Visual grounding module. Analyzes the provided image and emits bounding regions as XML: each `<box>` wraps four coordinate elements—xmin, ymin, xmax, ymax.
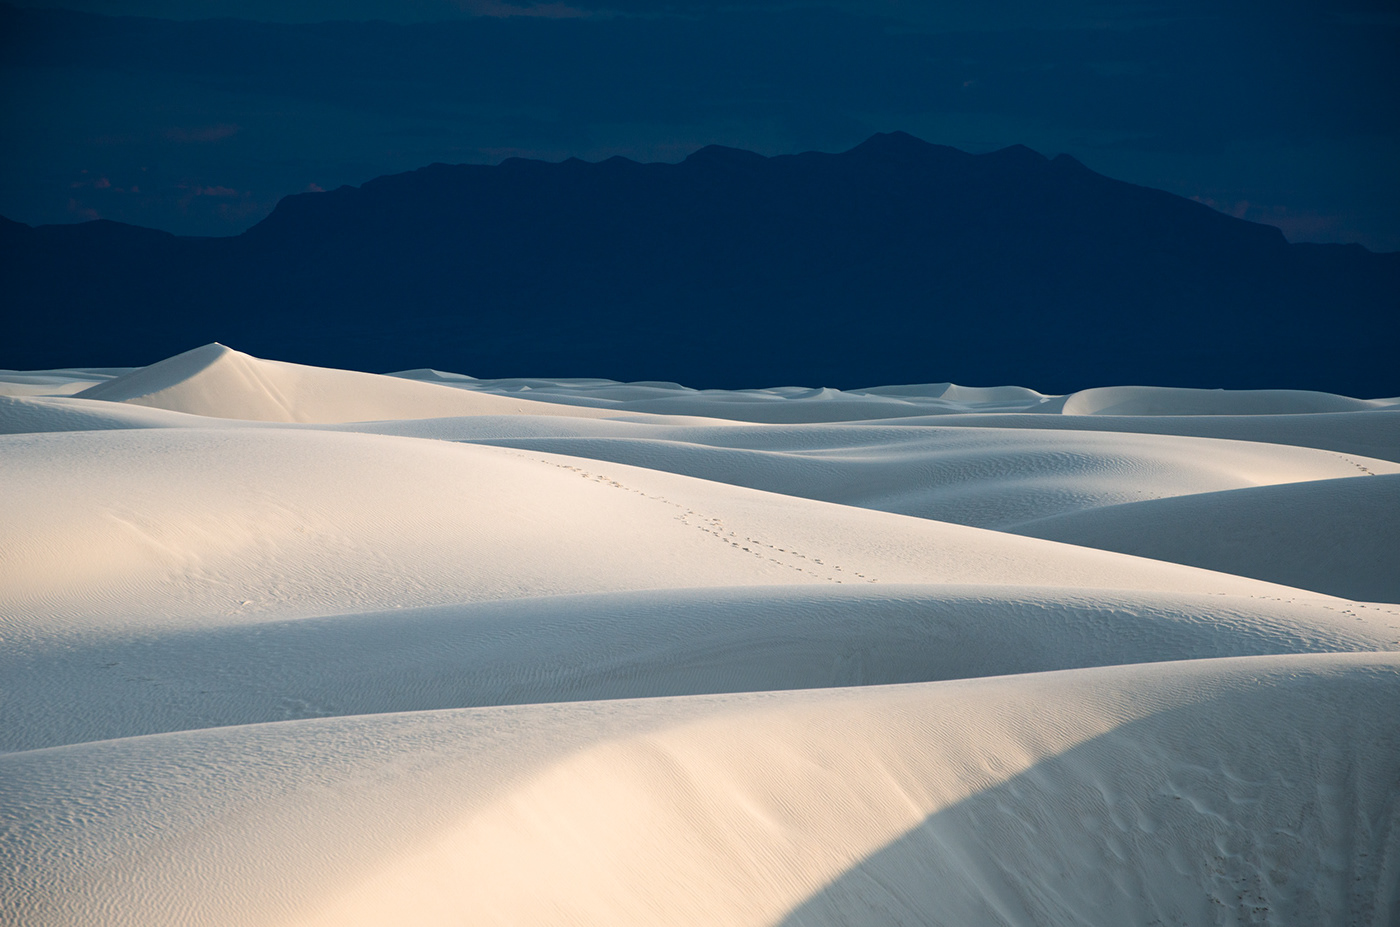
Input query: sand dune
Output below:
<box><xmin>907</xmin><ymin>408</ymin><xmax>1400</xmax><ymax>462</ymax></box>
<box><xmin>3</xmin><ymin>346</ymin><xmax>1397</xmax><ymax>926</ymax></box>
<box><xmin>0</xmin><ymin>393</ymin><xmax>239</xmax><ymax>434</ymax></box>
<box><xmin>1015</xmin><ymin>473</ymin><xmax>1400</xmax><ymax>602</ymax></box>
<box><xmin>362</xmin><ymin>420</ymin><xmax>1397</xmax><ymax>527</ymax></box>
<box><xmin>6</xmin><ymin>584</ymin><xmax>1397</xmax><ymax>754</ymax></box>
<box><xmin>75</xmin><ymin>343</ymin><xmax>622</xmax><ymax>423</ymax></box>
<box><xmin>394</xmin><ymin>369</ymin><xmax>1396</xmax><ymax>420</ymax></box>
<box><xmin>9</xmin><ymin>427</ymin><xmax>1332</xmax><ymax>645</ymax></box>
<box><xmin>1052</xmin><ymin>384</ymin><xmax>1393</xmax><ymax>416</ymax></box>
<box><xmin>391</xmin><ymin>370</ymin><xmax>1060</xmax><ymax>420</ymax></box>
<box><xmin>0</xmin><ymin>370</ymin><xmax>123</xmax><ymax>397</ymax></box>
<box><xmin>4</xmin><ymin>656</ymin><xmax>1396</xmax><ymax>927</ymax></box>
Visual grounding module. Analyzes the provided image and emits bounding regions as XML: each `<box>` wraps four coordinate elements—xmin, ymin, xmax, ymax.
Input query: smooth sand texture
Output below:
<box><xmin>4</xmin><ymin>347</ymin><xmax>1398</xmax><ymax>926</ymax></box>
<box><xmin>1013</xmin><ymin>473</ymin><xmax>1400</xmax><ymax>602</ymax></box>
<box><xmin>337</xmin><ymin>417</ymin><xmax>1398</xmax><ymax>527</ymax></box>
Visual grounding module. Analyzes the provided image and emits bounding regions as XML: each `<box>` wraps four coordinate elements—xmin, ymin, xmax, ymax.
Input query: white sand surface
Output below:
<box><xmin>1051</xmin><ymin>384</ymin><xmax>1394</xmax><ymax>415</ymax></box>
<box><xmin>2</xmin><ymin>583</ymin><xmax>1396</xmax><ymax>754</ymax></box>
<box><xmin>3</xmin><ymin>346</ymin><xmax>1398</xmax><ymax>926</ymax></box>
<box><xmin>5</xmin><ymin>656</ymin><xmax>1397</xmax><ymax>927</ymax></box>
<box><xmin>334</xmin><ymin>416</ymin><xmax>1398</xmax><ymax>527</ymax></box>
<box><xmin>75</xmin><ymin>343</ymin><xmax>627</xmax><ymax>423</ymax></box>
<box><xmin>896</xmin><ymin>409</ymin><xmax>1400</xmax><ymax>462</ymax></box>
<box><xmin>393</xmin><ymin>370</ymin><xmax>1398</xmax><ymax>419</ymax></box>
<box><xmin>10</xmin><ymin>426</ymin><xmax>1340</xmax><ymax>645</ymax></box>
<box><xmin>1014</xmin><ymin>473</ymin><xmax>1400</xmax><ymax>602</ymax></box>
<box><xmin>391</xmin><ymin>370</ymin><xmax>1061</xmax><ymax>420</ymax></box>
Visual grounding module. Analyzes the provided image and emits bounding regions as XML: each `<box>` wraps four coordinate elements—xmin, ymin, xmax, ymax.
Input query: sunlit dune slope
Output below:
<box><xmin>3</xmin><ymin>655</ymin><xmax>1396</xmax><ymax>927</ymax></box>
<box><xmin>74</xmin><ymin>343</ymin><xmax>624</xmax><ymax>423</ymax></box>
<box><xmin>2</xmin><ymin>426</ymin><xmax>1315</xmax><ymax>644</ymax></box>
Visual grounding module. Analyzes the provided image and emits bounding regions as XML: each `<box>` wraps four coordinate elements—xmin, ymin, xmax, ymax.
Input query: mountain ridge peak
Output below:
<box><xmin>5</xmin><ymin>131</ymin><xmax>1396</xmax><ymax>397</ymax></box>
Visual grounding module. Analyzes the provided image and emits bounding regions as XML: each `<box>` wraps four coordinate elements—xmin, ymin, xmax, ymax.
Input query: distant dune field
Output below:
<box><xmin>3</xmin><ymin>344</ymin><xmax>1398</xmax><ymax>926</ymax></box>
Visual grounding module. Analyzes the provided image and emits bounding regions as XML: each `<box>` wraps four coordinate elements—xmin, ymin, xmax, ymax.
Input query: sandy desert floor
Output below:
<box><xmin>3</xmin><ymin>343</ymin><xmax>1399</xmax><ymax>926</ymax></box>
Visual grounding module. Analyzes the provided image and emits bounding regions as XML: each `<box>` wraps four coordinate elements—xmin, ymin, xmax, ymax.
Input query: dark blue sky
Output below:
<box><xmin>3</xmin><ymin>0</ymin><xmax>1397</xmax><ymax>250</ymax></box>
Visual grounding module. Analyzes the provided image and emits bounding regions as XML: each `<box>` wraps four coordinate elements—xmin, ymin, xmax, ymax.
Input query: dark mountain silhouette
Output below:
<box><xmin>4</xmin><ymin>132</ymin><xmax>1397</xmax><ymax>394</ymax></box>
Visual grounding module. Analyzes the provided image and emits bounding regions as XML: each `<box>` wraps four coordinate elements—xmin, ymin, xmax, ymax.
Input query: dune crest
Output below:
<box><xmin>75</xmin><ymin>343</ymin><xmax>620</xmax><ymax>423</ymax></box>
<box><xmin>1055</xmin><ymin>384</ymin><xmax>1389</xmax><ymax>416</ymax></box>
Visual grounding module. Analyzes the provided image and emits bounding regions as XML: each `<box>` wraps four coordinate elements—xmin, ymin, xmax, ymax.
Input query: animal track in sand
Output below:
<box><xmin>516</xmin><ymin>451</ymin><xmax>877</xmax><ymax>585</ymax></box>
<box><xmin>1333</xmin><ymin>453</ymin><xmax>1378</xmax><ymax>475</ymax></box>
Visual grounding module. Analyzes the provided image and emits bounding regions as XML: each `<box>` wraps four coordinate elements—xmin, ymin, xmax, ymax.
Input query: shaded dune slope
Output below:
<box><xmin>1051</xmin><ymin>384</ymin><xmax>1392</xmax><ymax>416</ymax></box>
<box><xmin>4</xmin><ymin>584</ymin><xmax>1397</xmax><ymax>754</ymax></box>
<box><xmin>920</xmin><ymin>409</ymin><xmax>1400</xmax><ymax>463</ymax></box>
<box><xmin>1015</xmin><ymin>473</ymin><xmax>1400</xmax><ymax>603</ymax></box>
<box><xmin>3</xmin><ymin>656</ymin><xmax>1396</xmax><ymax>927</ymax></box>
<box><xmin>426</xmin><ymin>426</ymin><xmax>1395</xmax><ymax>528</ymax></box>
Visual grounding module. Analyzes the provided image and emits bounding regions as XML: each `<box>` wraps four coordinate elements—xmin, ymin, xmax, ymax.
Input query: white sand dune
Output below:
<box><xmin>1051</xmin><ymin>384</ymin><xmax>1393</xmax><ymax>416</ymax></box>
<box><xmin>75</xmin><ymin>343</ymin><xmax>623</xmax><ymax>423</ymax></box>
<box><xmin>346</xmin><ymin>418</ymin><xmax>1398</xmax><ymax>527</ymax></box>
<box><xmin>0</xmin><ymin>370</ymin><xmax>123</xmax><ymax>397</ymax></box>
<box><xmin>3</xmin><ymin>656</ymin><xmax>1397</xmax><ymax>927</ymax></box>
<box><xmin>911</xmin><ymin>408</ymin><xmax>1400</xmax><ymax>462</ymax></box>
<box><xmin>0</xmin><ymin>393</ymin><xmax>240</xmax><ymax>434</ymax></box>
<box><xmin>391</xmin><ymin>370</ymin><xmax>1061</xmax><ymax>420</ymax></box>
<box><xmin>8</xmin><ymin>426</ymin><xmax>1330</xmax><ymax>645</ymax></box>
<box><xmin>1015</xmin><ymin>473</ymin><xmax>1400</xmax><ymax>602</ymax></box>
<box><xmin>5</xmin><ymin>584</ymin><xmax>1396</xmax><ymax>754</ymax></box>
<box><xmin>395</xmin><ymin>369</ymin><xmax>1396</xmax><ymax>420</ymax></box>
<box><xmin>3</xmin><ymin>346</ymin><xmax>1398</xmax><ymax>926</ymax></box>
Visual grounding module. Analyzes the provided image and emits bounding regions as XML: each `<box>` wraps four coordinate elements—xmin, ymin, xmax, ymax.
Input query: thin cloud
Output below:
<box><xmin>66</xmin><ymin>198</ymin><xmax>100</xmax><ymax>221</ymax></box>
